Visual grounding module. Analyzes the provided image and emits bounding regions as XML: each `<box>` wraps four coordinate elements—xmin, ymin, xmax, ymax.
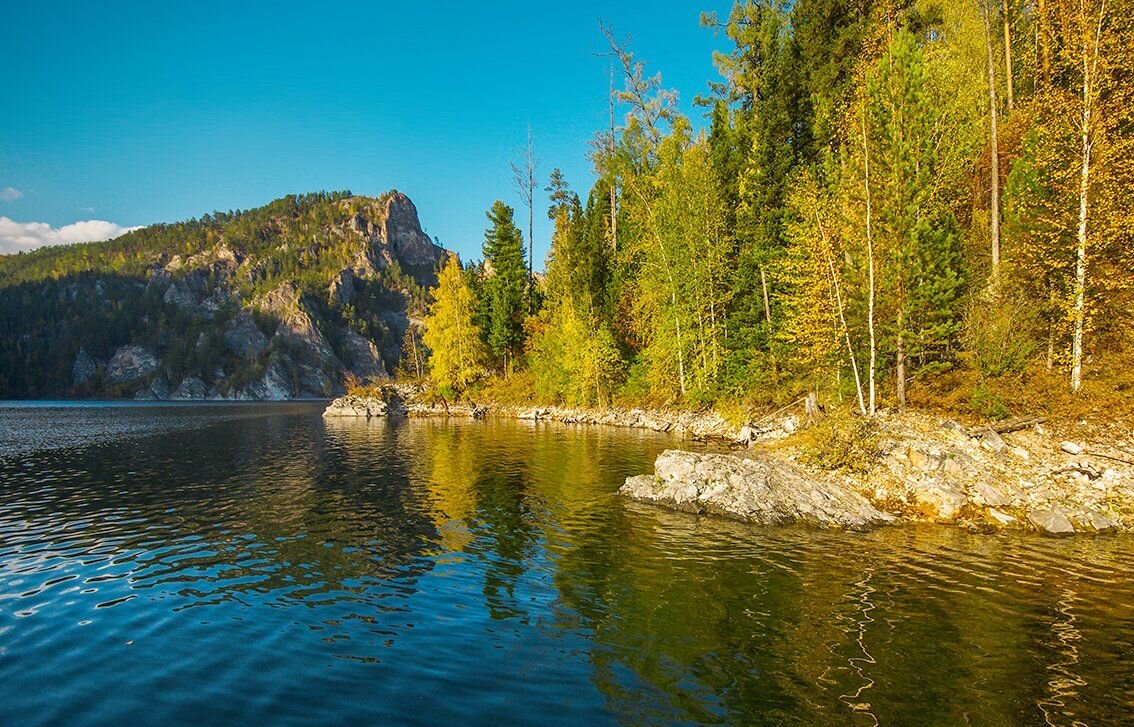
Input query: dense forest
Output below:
<box><xmin>424</xmin><ymin>0</ymin><xmax>1134</xmax><ymax>420</ymax></box>
<box><xmin>0</xmin><ymin>191</ymin><xmax>441</xmax><ymax>398</ymax></box>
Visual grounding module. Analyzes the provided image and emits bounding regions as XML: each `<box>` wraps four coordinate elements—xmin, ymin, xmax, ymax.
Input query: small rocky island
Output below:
<box><xmin>621</xmin><ymin>449</ymin><xmax>893</xmax><ymax>531</ymax></box>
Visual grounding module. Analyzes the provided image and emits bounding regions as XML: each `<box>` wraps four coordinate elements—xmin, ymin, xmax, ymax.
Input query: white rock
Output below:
<box><xmin>916</xmin><ymin>483</ymin><xmax>968</xmax><ymax>520</ymax></box>
<box><xmin>1061</xmin><ymin>441</ymin><xmax>1084</xmax><ymax>455</ymax></box>
<box><xmin>621</xmin><ymin>450</ymin><xmax>893</xmax><ymax>531</ymax></box>
<box><xmin>987</xmin><ymin>508</ymin><xmax>1017</xmax><ymax>526</ymax></box>
<box><xmin>973</xmin><ymin>482</ymin><xmax>1010</xmax><ymax>508</ymax></box>
<box><xmin>1027</xmin><ymin>509</ymin><xmax>1075</xmax><ymax>536</ymax></box>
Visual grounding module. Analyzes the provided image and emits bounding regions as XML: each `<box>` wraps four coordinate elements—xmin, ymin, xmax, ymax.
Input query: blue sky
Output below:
<box><xmin>0</xmin><ymin>1</ymin><xmax>732</xmax><ymax>264</ymax></box>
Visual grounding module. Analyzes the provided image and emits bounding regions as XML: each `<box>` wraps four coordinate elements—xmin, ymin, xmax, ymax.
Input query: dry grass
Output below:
<box><xmin>908</xmin><ymin>350</ymin><xmax>1134</xmax><ymax>428</ymax></box>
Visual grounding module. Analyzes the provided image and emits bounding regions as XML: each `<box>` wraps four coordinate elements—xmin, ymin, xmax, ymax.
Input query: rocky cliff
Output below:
<box><xmin>0</xmin><ymin>190</ymin><xmax>446</xmax><ymax>400</ymax></box>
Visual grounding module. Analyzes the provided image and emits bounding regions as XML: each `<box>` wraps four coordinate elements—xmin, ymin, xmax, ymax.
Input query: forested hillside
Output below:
<box><xmin>424</xmin><ymin>0</ymin><xmax>1134</xmax><ymax>421</ymax></box>
<box><xmin>0</xmin><ymin>191</ymin><xmax>444</xmax><ymax>398</ymax></box>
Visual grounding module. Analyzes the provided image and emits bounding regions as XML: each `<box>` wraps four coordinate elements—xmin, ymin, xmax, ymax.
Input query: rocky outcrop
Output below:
<box><xmin>72</xmin><ymin>347</ymin><xmax>99</xmax><ymax>387</ymax></box>
<box><xmin>133</xmin><ymin>377</ymin><xmax>170</xmax><ymax>400</ymax></box>
<box><xmin>328</xmin><ymin>269</ymin><xmax>356</xmax><ymax>306</ymax></box>
<box><xmin>382</xmin><ymin>192</ymin><xmax>444</xmax><ymax>269</ymax></box>
<box><xmin>106</xmin><ymin>345</ymin><xmax>159</xmax><ymax>385</ymax></box>
<box><xmin>866</xmin><ymin>414</ymin><xmax>1127</xmax><ymax>535</ymax></box>
<box><xmin>323</xmin><ymin>394</ymin><xmax>389</xmax><ymax>418</ymax></box>
<box><xmin>224</xmin><ymin>311</ymin><xmax>268</xmax><ymax>359</ymax></box>
<box><xmin>256</xmin><ymin>282</ymin><xmax>343</xmax><ymax>396</ymax></box>
<box><xmin>341</xmin><ymin>192</ymin><xmax>445</xmax><ymax>283</ymax></box>
<box><xmin>170</xmin><ymin>375</ymin><xmax>207</xmax><ymax>400</ymax></box>
<box><xmin>243</xmin><ymin>357</ymin><xmax>293</xmax><ymax>400</ymax></box>
<box><xmin>338</xmin><ymin>328</ymin><xmax>387</xmax><ymax>380</ymax></box>
<box><xmin>621</xmin><ymin>450</ymin><xmax>893</xmax><ymax>531</ymax></box>
<box><xmin>163</xmin><ymin>279</ymin><xmax>199</xmax><ymax>310</ymax></box>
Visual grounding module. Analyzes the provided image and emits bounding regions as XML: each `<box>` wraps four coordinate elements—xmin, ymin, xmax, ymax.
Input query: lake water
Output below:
<box><xmin>1</xmin><ymin>402</ymin><xmax>1132</xmax><ymax>725</ymax></box>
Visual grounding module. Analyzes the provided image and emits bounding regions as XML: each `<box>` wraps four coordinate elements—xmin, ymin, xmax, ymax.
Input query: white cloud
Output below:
<box><xmin>1</xmin><ymin>187</ymin><xmax>23</xmax><ymax>202</ymax></box>
<box><xmin>0</xmin><ymin>217</ymin><xmax>142</xmax><ymax>255</ymax></box>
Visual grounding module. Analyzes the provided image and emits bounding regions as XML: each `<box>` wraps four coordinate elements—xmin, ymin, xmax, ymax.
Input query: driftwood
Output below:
<box><xmin>752</xmin><ymin>397</ymin><xmax>808</xmax><ymax>426</ymax></box>
<box><xmin>1087</xmin><ymin>450</ymin><xmax>1134</xmax><ymax>467</ymax></box>
<box><xmin>984</xmin><ymin>416</ymin><xmax>1048</xmax><ymax>435</ymax></box>
<box><xmin>1054</xmin><ymin>462</ymin><xmax>1103</xmax><ymax>480</ymax></box>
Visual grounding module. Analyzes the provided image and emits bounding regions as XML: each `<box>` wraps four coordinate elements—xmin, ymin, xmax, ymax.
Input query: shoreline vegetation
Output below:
<box><xmin>326</xmin><ymin>383</ymin><xmax>1134</xmax><ymax>537</ymax></box>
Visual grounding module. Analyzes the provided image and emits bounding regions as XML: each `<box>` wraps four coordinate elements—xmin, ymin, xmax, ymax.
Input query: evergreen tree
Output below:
<box><xmin>481</xmin><ymin>201</ymin><xmax>528</xmax><ymax>373</ymax></box>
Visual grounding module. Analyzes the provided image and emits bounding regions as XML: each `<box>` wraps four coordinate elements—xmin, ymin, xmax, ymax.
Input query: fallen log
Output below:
<box><xmin>970</xmin><ymin>416</ymin><xmax>1048</xmax><ymax>437</ymax></box>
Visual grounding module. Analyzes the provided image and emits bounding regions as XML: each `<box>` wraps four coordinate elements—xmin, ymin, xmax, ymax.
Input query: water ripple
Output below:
<box><xmin>1</xmin><ymin>405</ymin><xmax>1133</xmax><ymax>725</ymax></box>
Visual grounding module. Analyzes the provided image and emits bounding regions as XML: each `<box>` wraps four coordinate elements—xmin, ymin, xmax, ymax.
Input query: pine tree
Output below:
<box><xmin>481</xmin><ymin>201</ymin><xmax>528</xmax><ymax>373</ymax></box>
<box><xmin>864</xmin><ymin>27</ymin><xmax>966</xmax><ymax>408</ymax></box>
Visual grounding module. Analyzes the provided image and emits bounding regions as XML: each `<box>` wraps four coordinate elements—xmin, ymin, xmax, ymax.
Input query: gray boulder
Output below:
<box><xmin>170</xmin><ymin>376</ymin><xmax>208</xmax><ymax>400</ymax></box>
<box><xmin>163</xmin><ymin>279</ymin><xmax>199</xmax><ymax>310</ymax></box>
<box><xmin>106</xmin><ymin>345</ymin><xmax>159</xmax><ymax>385</ymax></box>
<box><xmin>324</xmin><ymin>394</ymin><xmax>388</xmax><ymax>418</ymax></box>
<box><xmin>242</xmin><ymin>356</ymin><xmax>293</xmax><ymax>400</ymax></box>
<box><xmin>621</xmin><ymin>449</ymin><xmax>893</xmax><ymax>531</ymax></box>
<box><xmin>1027</xmin><ymin>509</ymin><xmax>1075</xmax><ymax>536</ymax></box>
<box><xmin>134</xmin><ymin>378</ymin><xmax>170</xmax><ymax>400</ymax></box>
<box><xmin>72</xmin><ymin>347</ymin><xmax>98</xmax><ymax>387</ymax></box>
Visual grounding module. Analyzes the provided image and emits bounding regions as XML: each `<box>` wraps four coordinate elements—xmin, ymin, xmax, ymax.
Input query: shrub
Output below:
<box><xmin>965</xmin><ymin>297</ymin><xmax>1038</xmax><ymax>378</ymax></box>
<box><xmin>796</xmin><ymin>410</ymin><xmax>882</xmax><ymax>474</ymax></box>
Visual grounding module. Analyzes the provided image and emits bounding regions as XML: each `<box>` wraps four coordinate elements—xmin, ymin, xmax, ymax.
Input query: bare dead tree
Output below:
<box><xmin>510</xmin><ymin>124</ymin><xmax>538</xmax><ymax>311</ymax></box>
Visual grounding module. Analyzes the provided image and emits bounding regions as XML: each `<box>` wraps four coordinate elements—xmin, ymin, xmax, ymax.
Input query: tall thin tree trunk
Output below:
<box><xmin>862</xmin><ymin>117</ymin><xmax>877</xmax><ymax>417</ymax></box>
<box><xmin>759</xmin><ymin>266</ymin><xmax>772</xmax><ymax>324</ymax></box>
<box><xmin>526</xmin><ymin>128</ymin><xmax>535</xmax><ymax>309</ymax></box>
<box><xmin>608</xmin><ymin>63</ymin><xmax>619</xmax><ymax>253</ymax></box>
<box><xmin>1071</xmin><ymin>1</ymin><xmax>1105</xmax><ymax>393</ymax></box>
<box><xmin>1070</xmin><ymin>7</ymin><xmax>1097</xmax><ymax>390</ymax></box>
<box><xmin>1047</xmin><ymin>317</ymin><xmax>1055</xmax><ymax>370</ymax></box>
<box><xmin>896</xmin><ymin>306</ymin><xmax>907</xmax><ymax>410</ymax></box>
<box><xmin>1038</xmin><ymin>0</ymin><xmax>1052</xmax><ymax>85</ymax></box>
<box><xmin>983</xmin><ymin>1</ymin><xmax>1002</xmax><ymax>278</ymax></box>
<box><xmin>671</xmin><ymin>287</ymin><xmax>686</xmax><ymax>397</ymax></box>
<box><xmin>817</xmin><ymin>211</ymin><xmax>867</xmax><ymax>416</ymax></box>
<box><xmin>1071</xmin><ymin>134</ymin><xmax>1090</xmax><ymax>392</ymax></box>
<box><xmin>1003</xmin><ymin>0</ymin><xmax>1015</xmax><ymax>111</ymax></box>
<box><xmin>511</xmin><ymin>126</ymin><xmax>538</xmax><ymax>313</ymax></box>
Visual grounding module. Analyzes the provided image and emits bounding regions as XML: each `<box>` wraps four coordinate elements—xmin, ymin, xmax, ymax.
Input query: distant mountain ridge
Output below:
<box><xmin>0</xmin><ymin>190</ymin><xmax>446</xmax><ymax>399</ymax></box>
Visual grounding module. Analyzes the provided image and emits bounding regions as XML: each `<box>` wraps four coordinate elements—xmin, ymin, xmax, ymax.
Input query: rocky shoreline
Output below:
<box><xmin>323</xmin><ymin>389</ymin><xmax>1134</xmax><ymax>536</ymax></box>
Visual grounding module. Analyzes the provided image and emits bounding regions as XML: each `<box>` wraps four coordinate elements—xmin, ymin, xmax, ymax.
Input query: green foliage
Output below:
<box><xmin>481</xmin><ymin>201</ymin><xmax>528</xmax><ymax>371</ymax></box>
<box><xmin>797</xmin><ymin>411</ymin><xmax>883</xmax><ymax>474</ymax></box>
<box><xmin>969</xmin><ymin>381</ymin><xmax>1011</xmax><ymax>420</ymax></box>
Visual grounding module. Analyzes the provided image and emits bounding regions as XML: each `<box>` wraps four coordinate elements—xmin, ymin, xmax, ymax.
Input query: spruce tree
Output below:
<box><xmin>481</xmin><ymin>201</ymin><xmax>528</xmax><ymax>373</ymax></box>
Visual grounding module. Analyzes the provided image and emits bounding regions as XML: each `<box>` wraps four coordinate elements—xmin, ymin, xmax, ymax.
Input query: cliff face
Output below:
<box><xmin>0</xmin><ymin>190</ymin><xmax>445</xmax><ymax>400</ymax></box>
